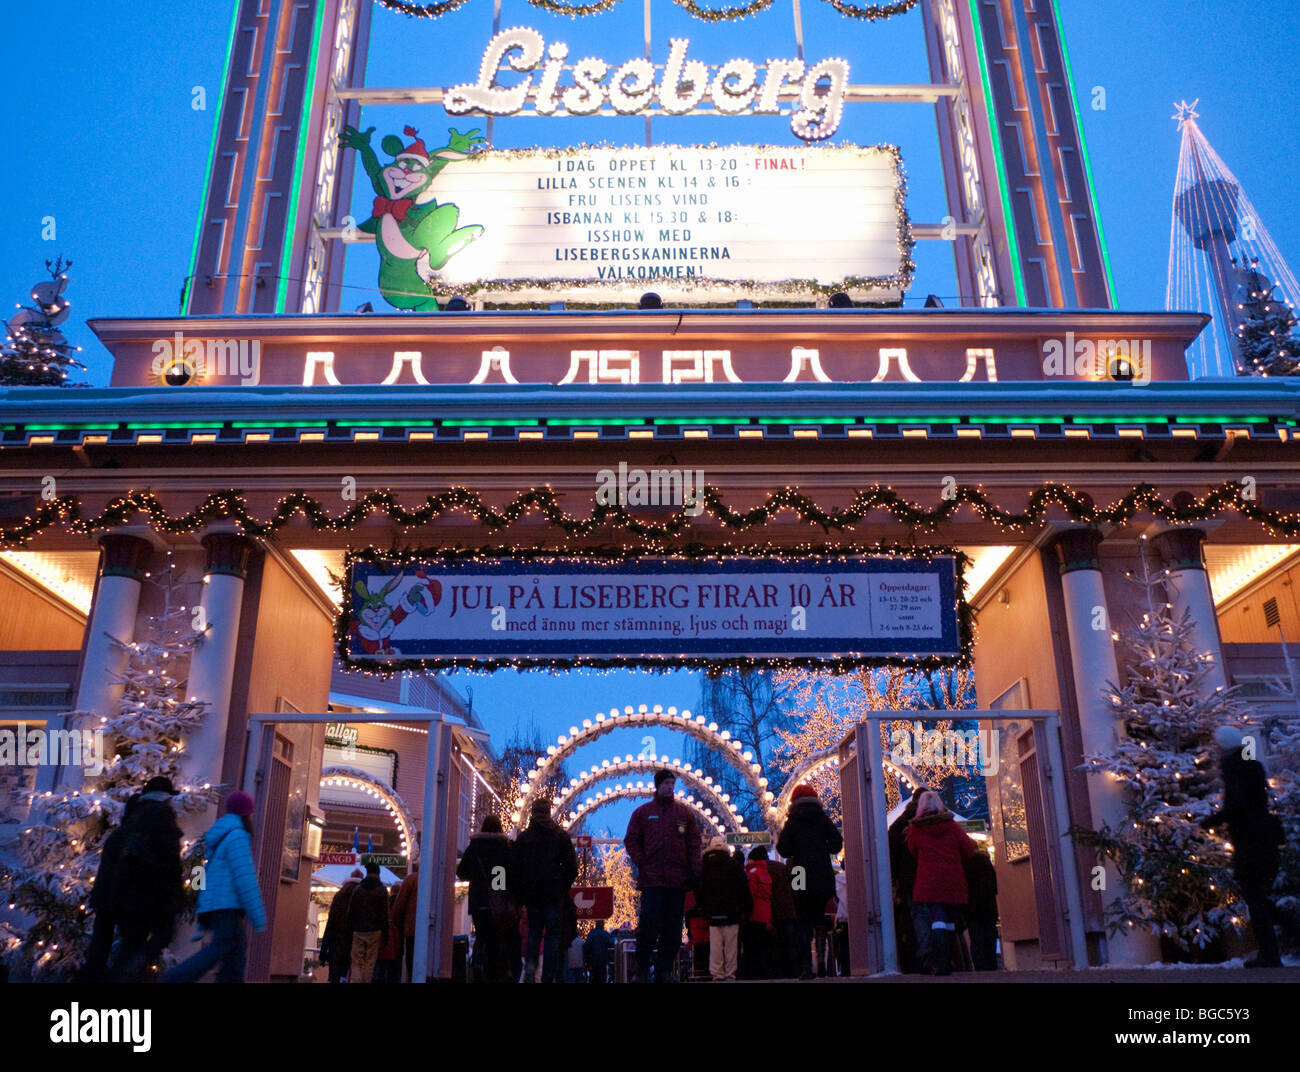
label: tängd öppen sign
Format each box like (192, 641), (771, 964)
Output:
(446, 28), (849, 142)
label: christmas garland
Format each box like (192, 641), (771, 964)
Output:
(526, 0), (625, 16)
(671, 0), (775, 22)
(818, 0), (921, 20)
(377, 0), (472, 18)
(336, 543), (976, 674)
(3, 481), (1300, 546)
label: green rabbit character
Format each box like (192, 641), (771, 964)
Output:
(341, 125), (485, 311)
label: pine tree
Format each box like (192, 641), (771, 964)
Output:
(592, 844), (639, 931)
(1235, 259), (1300, 377)
(0, 257), (86, 387)
(1, 560), (214, 978)
(1074, 544), (1246, 956)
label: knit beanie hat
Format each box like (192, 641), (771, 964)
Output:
(225, 790), (255, 817)
(1213, 725), (1244, 753)
(791, 783), (817, 801)
(530, 799), (551, 817)
(706, 836), (727, 853)
(654, 769), (676, 787)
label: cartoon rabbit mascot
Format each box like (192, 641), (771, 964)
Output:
(340, 124), (486, 311)
(350, 571), (443, 656)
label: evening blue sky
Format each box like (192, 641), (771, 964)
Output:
(3, 1), (1298, 830)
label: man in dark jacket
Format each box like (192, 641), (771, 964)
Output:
(348, 862), (390, 983)
(322, 869), (362, 982)
(584, 920), (616, 983)
(456, 814), (517, 982)
(624, 769), (702, 983)
(1202, 725), (1283, 968)
(78, 793), (140, 983)
(776, 783), (843, 980)
(111, 777), (185, 982)
(514, 799), (578, 983)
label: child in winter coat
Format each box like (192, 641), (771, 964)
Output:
(905, 790), (978, 976)
(164, 791), (267, 983)
(698, 836), (752, 981)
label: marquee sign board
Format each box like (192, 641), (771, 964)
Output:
(342, 554), (965, 671)
(401, 144), (909, 305)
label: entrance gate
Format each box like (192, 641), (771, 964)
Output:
(240, 709), (490, 983)
(839, 709), (1087, 976)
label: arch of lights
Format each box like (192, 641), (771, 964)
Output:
(320, 765), (419, 864)
(772, 746), (921, 821)
(562, 784), (731, 841)
(547, 756), (746, 835)
(514, 704), (769, 826)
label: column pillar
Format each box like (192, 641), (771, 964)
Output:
(1050, 527), (1157, 963)
(62, 534), (153, 788)
(181, 533), (254, 788)
(1149, 527), (1229, 695)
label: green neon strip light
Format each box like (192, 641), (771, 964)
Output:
(1069, 415), (1170, 424)
(235, 420), (329, 428)
(1051, 0), (1117, 305)
(979, 416), (1065, 424)
(968, 0), (1028, 306)
(184, 0), (240, 315)
(25, 424), (118, 432)
(125, 422), (226, 430)
(276, 0), (326, 313)
(1173, 415), (1271, 424)
(443, 419), (540, 427)
(546, 418), (646, 427)
(654, 417), (758, 425)
(336, 419), (435, 428)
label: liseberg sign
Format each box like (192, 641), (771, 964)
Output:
(342, 556), (964, 671)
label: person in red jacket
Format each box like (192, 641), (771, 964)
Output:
(624, 769), (701, 983)
(905, 790), (978, 976)
(741, 846), (774, 980)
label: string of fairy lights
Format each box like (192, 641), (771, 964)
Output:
(4, 481), (1300, 546)
(376, 0), (920, 20)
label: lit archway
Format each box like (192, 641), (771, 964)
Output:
(773, 747), (920, 822)
(320, 765), (419, 863)
(514, 704), (770, 826)
(551, 756), (746, 832)
(562, 784), (732, 840)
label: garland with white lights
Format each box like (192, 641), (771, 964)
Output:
(672, 0), (775, 22)
(4, 482), (1300, 547)
(819, 0), (920, 20)
(377, 0), (472, 17)
(526, 0), (625, 15)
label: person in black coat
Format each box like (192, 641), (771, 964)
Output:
(964, 848), (999, 970)
(513, 800), (578, 983)
(1202, 725), (1284, 968)
(77, 793), (141, 983)
(110, 778), (184, 982)
(457, 814), (518, 983)
(697, 836), (752, 981)
(776, 785), (844, 980)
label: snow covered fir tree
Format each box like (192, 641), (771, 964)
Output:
(1074, 542), (1251, 960)
(0, 256), (85, 387)
(0, 559), (214, 979)
(1235, 259), (1300, 376)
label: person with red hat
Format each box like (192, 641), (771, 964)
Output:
(164, 790), (267, 983)
(776, 783), (843, 980)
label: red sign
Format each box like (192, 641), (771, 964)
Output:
(572, 886), (614, 920)
(319, 851), (358, 866)
(573, 835), (593, 849)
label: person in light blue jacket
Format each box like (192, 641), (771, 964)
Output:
(164, 791), (267, 983)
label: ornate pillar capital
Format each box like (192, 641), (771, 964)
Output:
(1149, 527), (1207, 572)
(1050, 527), (1105, 575)
(201, 532), (254, 579)
(98, 533), (154, 580)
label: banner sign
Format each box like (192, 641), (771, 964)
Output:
(342, 554), (965, 671)
(397, 144), (908, 305)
